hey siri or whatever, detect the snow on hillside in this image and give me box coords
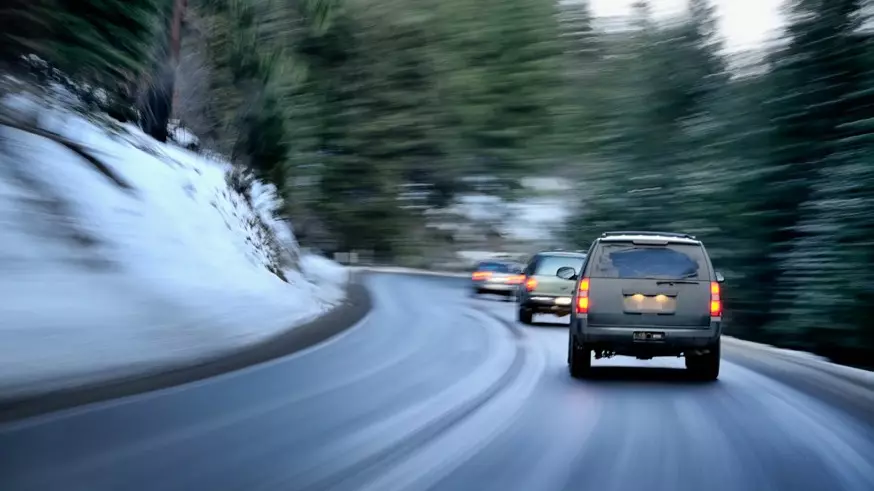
[0,92,348,397]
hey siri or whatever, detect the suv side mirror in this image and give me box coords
[556,267,576,280]
[715,271,725,283]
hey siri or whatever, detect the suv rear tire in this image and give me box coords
[568,333,591,378]
[518,307,533,325]
[686,341,720,381]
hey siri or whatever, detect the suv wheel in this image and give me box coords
[686,340,720,381]
[568,333,591,378]
[517,307,533,325]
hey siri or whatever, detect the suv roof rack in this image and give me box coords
[600,231,697,240]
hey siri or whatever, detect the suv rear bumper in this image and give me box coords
[573,317,722,352]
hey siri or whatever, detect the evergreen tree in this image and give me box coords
[568,0,729,241]
[309,0,442,256]
[435,0,566,176]
[769,0,874,363]
[732,0,868,336]
[3,0,165,115]
[139,0,187,142]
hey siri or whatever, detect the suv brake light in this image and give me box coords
[710,281,721,317]
[525,277,538,291]
[576,277,590,314]
[472,271,491,281]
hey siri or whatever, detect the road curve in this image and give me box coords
[2,273,874,491]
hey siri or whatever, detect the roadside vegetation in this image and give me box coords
[1,0,873,367]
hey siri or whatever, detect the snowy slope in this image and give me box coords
[0,93,348,397]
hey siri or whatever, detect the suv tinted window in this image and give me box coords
[533,255,586,276]
[590,243,708,280]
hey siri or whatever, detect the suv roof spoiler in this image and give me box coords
[600,231,697,240]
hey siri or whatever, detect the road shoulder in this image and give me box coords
[0,276,372,423]
[723,336,874,425]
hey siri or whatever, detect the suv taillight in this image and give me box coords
[525,277,538,291]
[576,277,590,314]
[710,281,721,317]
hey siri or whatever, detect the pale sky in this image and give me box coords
[588,0,784,52]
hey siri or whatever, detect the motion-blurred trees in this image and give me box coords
[765,0,874,364]
[435,0,566,176]
[567,0,728,240]
[2,0,165,117]
[7,0,874,365]
[139,0,187,142]
[563,0,874,367]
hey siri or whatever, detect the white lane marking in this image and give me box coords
[668,386,752,487]
[253,309,521,489]
[354,326,553,491]
[503,379,602,491]
[23,318,447,477]
[11,285,489,478]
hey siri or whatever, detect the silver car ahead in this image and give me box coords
[470,261,525,301]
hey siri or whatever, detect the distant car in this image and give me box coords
[470,261,525,300]
[565,231,725,381]
[517,251,588,324]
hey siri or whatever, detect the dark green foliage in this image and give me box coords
[565,0,874,367]
[236,89,290,187]
[2,0,165,121]
[764,1,874,363]
[3,0,164,92]
[568,0,728,240]
[14,0,874,366]
[436,0,566,175]
[137,0,180,141]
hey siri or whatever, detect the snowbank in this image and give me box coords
[0,92,348,397]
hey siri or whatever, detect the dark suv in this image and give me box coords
[517,251,588,324]
[563,232,725,381]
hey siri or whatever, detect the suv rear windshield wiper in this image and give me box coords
[654,271,700,284]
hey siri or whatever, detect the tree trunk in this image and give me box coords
[140,0,186,142]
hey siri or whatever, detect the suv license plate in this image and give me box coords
[633,331,665,341]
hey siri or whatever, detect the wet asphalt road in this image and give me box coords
[2,273,874,491]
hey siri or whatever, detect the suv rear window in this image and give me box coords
[590,243,708,280]
[533,255,586,276]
